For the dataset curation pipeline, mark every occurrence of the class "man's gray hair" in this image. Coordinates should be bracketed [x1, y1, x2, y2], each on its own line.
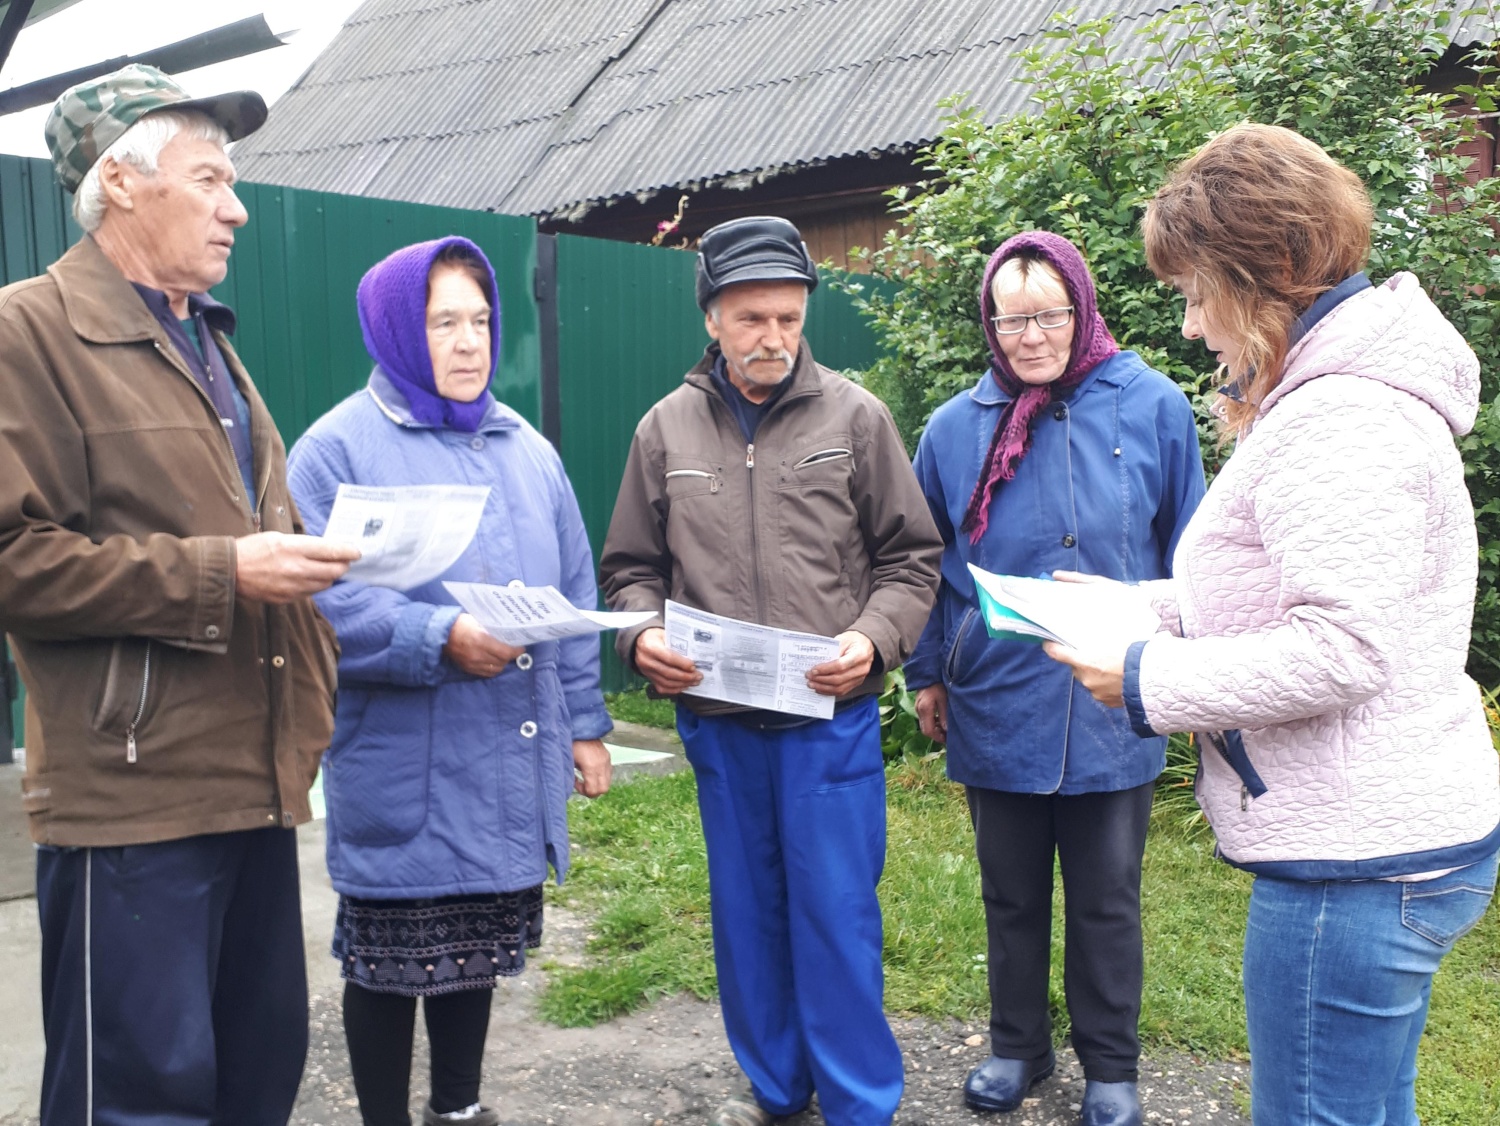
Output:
[72, 110, 229, 232]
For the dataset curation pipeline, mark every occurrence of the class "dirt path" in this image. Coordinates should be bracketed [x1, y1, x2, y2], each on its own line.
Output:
[291, 902, 1250, 1126]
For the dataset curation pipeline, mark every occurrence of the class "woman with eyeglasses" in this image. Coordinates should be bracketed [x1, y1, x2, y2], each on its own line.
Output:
[906, 230, 1205, 1126]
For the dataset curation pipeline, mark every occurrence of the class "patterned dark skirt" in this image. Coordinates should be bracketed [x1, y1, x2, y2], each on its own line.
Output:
[332, 885, 544, 997]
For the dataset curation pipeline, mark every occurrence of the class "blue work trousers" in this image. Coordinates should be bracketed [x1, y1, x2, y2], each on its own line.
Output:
[678, 698, 904, 1126]
[35, 827, 308, 1126]
[1243, 844, 1499, 1125]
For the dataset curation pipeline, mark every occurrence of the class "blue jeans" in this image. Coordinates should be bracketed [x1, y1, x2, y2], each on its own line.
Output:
[1243, 846, 1499, 1125]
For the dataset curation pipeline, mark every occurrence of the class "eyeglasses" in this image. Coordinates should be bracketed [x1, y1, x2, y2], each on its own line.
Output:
[991, 306, 1074, 334]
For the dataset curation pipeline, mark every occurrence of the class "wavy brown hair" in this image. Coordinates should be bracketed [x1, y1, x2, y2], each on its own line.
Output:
[1142, 123, 1374, 435]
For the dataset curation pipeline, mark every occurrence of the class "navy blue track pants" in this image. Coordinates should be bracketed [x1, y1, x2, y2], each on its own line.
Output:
[678, 698, 904, 1126]
[35, 827, 308, 1125]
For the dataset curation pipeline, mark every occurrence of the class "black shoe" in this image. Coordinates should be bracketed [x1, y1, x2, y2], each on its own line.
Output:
[963, 1051, 1056, 1113]
[421, 1103, 500, 1126]
[1079, 1080, 1142, 1126]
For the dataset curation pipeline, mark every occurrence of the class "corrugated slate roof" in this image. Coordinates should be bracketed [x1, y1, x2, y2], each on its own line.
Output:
[231, 0, 1496, 218]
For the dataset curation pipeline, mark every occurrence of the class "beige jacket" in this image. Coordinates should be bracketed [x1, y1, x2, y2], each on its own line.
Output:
[0, 237, 338, 846]
[599, 342, 942, 713]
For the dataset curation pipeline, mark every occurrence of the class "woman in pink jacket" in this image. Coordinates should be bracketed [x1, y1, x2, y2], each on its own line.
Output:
[1049, 123, 1500, 1125]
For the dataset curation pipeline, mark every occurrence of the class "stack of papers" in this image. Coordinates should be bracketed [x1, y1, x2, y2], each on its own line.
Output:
[967, 564, 1162, 652]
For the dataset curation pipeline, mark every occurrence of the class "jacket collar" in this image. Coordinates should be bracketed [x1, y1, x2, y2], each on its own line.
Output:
[968, 350, 1137, 406]
[48, 236, 178, 345]
[131, 282, 238, 335]
[366, 366, 520, 435]
[684, 337, 824, 406]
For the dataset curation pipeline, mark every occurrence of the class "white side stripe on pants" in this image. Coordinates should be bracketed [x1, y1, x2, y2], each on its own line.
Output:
[84, 849, 94, 1124]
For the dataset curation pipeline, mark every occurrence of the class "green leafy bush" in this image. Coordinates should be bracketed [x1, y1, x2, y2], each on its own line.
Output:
[850, 0, 1500, 680]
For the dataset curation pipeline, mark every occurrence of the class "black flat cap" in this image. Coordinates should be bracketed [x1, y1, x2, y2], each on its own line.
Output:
[695, 216, 819, 310]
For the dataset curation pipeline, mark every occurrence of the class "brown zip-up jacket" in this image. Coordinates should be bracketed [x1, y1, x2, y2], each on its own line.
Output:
[0, 237, 339, 846]
[599, 341, 942, 714]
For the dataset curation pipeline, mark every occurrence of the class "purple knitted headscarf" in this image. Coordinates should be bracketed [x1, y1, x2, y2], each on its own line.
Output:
[959, 231, 1119, 543]
[356, 236, 500, 432]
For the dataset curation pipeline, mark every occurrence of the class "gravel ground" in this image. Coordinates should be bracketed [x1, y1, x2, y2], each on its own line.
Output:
[292, 904, 1250, 1126]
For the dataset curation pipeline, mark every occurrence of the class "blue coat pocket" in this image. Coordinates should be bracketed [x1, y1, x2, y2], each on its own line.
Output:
[325, 691, 431, 846]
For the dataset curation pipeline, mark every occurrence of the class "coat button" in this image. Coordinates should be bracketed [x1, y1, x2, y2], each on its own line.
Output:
[520, 720, 538, 738]
[470, 436, 485, 451]
[516, 653, 533, 671]
[205, 624, 220, 640]
[1053, 404, 1068, 420]
[1061, 534, 1076, 548]
[271, 655, 286, 668]
[507, 579, 525, 589]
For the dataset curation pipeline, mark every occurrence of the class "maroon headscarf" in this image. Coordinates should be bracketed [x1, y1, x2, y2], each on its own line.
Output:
[959, 231, 1119, 542]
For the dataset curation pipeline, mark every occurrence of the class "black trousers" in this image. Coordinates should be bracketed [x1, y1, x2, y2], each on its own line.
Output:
[36, 827, 308, 1125]
[967, 782, 1154, 1083]
[343, 982, 494, 1126]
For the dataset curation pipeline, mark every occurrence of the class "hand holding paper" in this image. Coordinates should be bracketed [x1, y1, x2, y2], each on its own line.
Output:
[444, 582, 656, 647]
[663, 601, 840, 719]
[966, 564, 1159, 651]
[966, 563, 1158, 710]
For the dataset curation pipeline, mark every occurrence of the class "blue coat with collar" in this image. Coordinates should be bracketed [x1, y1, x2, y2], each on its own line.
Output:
[906, 351, 1205, 794]
[286, 370, 612, 898]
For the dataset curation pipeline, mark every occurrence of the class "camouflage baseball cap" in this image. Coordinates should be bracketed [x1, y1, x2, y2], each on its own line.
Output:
[45, 63, 267, 193]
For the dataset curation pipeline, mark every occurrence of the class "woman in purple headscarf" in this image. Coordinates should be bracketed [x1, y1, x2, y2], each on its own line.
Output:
[904, 232, 1205, 1126]
[286, 237, 614, 1126]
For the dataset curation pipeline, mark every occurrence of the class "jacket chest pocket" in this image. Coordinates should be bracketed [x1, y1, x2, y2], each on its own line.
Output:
[777, 440, 854, 491]
[664, 458, 723, 499]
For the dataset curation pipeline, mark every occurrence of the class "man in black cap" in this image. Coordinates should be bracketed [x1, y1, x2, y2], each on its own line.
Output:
[601, 216, 942, 1126]
[0, 65, 356, 1123]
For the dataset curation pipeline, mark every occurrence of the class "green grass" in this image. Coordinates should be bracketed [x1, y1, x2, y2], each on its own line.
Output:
[604, 687, 677, 731]
[542, 758, 1500, 1124]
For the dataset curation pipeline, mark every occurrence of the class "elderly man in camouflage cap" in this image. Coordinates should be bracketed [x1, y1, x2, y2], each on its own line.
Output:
[0, 65, 357, 1124]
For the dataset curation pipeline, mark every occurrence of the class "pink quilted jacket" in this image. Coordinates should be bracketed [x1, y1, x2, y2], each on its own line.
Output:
[1136, 274, 1500, 871]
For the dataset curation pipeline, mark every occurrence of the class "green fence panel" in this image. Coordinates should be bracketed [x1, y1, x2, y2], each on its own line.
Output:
[0, 156, 79, 750]
[553, 236, 891, 693]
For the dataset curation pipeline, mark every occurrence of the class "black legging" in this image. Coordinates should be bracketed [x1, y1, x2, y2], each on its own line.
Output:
[343, 981, 494, 1125]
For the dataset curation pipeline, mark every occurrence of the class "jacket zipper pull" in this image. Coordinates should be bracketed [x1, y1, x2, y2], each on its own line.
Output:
[1241, 784, 1249, 811]
[746, 443, 755, 469]
[711, 476, 720, 494]
[126, 641, 152, 765]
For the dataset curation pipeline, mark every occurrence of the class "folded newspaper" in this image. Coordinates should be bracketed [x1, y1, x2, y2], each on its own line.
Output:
[966, 564, 1162, 652]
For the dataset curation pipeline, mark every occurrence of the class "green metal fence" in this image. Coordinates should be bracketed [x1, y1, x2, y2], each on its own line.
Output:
[0, 152, 891, 736]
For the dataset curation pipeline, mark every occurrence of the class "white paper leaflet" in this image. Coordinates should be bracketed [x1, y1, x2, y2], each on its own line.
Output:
[966, 563, 1163, 651]
[663, 600, 840, 719]
[322, 484, 491, 590]
[444, 582, 656, 646]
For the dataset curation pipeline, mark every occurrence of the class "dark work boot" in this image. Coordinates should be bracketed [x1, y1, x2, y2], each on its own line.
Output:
[962, 1051, 1056, 1112]
[1079, 1080, 1142, 1126]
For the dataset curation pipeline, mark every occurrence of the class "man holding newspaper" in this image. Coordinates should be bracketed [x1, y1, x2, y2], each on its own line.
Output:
[599, 216, 943, 1126]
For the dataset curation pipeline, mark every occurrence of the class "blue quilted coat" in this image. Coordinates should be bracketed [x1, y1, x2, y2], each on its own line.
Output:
[287, 369, 611, 898]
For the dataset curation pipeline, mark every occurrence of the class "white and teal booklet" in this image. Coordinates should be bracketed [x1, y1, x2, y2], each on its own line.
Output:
[966, 564, 1162, 651]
